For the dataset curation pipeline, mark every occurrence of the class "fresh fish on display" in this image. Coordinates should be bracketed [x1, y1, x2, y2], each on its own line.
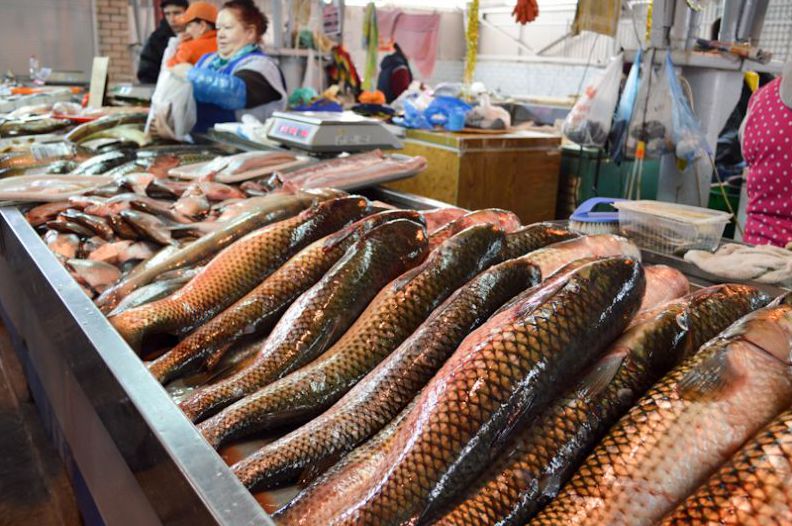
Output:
[171, 151, 302, 183]
[501, 222, 580, 259]
[96, 189, 343, 312]
[520, 234, 641, 278]
[421, 207, 468, 233]
[127, 195, 191, 224]
[108, 275, 196, 316]
[79, 123, 147, 147]
[43, 230, 80, 260]
[58, 209, 115, 240]
[71, 149, 136, 176]
[110, 196, 372, 349]
[119, 210, 174, 246]
[660, 406, 792, 526]
[147, 179, 191, 199]
[428, 209, 522, 249]
[87, 240, 154, 266]
[197, 181, 246, 201]
[0, 175, 114, 202]
[106, 214, 139, 240]
[45, 159, 79, 174]
[197, 224, 508, 448]
[231, 257, 541, 491]
[532, 293, 792, 526]
[240, 174, 282, 196]
[115, 172, 155, 196]
[435, 284, 769, 526]
[276, 257, 645, 526]
[172, 189, 210, 219]
[0, 117, 69, 138]
[45, 220, 95, 238]
[166, 210, 425, 394]
[66, 259, 122, 294]
[25, 201, 72, 226]
[64, 112, 147, 144]
[639, 264, 690, 311]
[178, 212, 429, 420]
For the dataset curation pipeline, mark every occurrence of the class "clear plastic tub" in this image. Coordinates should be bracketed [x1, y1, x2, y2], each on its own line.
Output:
[614, 200, 731, 254]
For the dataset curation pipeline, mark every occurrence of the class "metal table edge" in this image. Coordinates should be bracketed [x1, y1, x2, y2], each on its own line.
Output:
[0, 206, 274, 526]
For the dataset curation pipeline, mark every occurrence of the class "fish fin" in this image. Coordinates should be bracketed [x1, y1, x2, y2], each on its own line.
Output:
[577, 350, 627, 400]
[676, 349, 738, 402]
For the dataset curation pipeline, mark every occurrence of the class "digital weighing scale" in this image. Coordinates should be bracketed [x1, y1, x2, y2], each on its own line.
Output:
[266, 111, 402, 153]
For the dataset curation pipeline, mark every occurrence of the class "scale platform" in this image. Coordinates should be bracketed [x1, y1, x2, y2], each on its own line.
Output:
[267, 111, 402, 153]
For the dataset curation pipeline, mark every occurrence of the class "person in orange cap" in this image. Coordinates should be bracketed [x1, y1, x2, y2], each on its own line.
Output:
[166, 1, 218, 67]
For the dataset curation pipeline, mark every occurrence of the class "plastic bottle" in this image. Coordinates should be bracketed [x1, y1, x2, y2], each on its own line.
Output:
[29, 55, 39, 81]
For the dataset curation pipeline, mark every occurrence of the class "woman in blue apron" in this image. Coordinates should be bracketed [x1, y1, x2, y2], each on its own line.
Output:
[171, 0, 287, 133]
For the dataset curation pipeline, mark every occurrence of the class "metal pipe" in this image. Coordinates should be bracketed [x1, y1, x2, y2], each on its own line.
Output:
[747, 0, 771, 47]
[719, 0, 744, 42]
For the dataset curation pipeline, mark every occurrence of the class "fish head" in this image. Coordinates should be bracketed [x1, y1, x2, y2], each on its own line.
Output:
[361, 218, 429, 265]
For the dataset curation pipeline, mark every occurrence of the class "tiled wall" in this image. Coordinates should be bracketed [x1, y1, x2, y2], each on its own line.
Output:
[96, 0, 134, 82]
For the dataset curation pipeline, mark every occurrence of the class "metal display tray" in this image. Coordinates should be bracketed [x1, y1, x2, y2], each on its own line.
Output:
[0, 186, 449, 526]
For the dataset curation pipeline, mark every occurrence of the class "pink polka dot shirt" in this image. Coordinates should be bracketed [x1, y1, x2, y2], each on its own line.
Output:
[742, 77, 792, 247]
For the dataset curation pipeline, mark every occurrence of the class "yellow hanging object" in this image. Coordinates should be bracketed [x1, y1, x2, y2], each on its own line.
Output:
[745, 71, 760, 92]
[464, 0, 480, 89]
[645, 0, 653, 45]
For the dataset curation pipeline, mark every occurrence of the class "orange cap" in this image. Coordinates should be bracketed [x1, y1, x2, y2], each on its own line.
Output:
[175, 2, 218, 25]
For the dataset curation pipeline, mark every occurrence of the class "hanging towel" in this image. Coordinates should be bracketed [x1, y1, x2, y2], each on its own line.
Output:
[377, 9, 441, 79]
[572, 0, 621, 37]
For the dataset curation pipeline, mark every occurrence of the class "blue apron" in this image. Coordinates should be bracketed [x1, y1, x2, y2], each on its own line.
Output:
[192, 49, 266, 133]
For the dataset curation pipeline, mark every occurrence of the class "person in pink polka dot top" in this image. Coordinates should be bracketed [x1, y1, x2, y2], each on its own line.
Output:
[741, 59, 792, 247]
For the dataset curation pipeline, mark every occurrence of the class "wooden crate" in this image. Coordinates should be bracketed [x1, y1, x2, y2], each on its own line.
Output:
[386, 129, 562, 223]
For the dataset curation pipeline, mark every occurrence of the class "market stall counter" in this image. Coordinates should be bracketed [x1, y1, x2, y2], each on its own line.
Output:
[385, 128, 561, 223]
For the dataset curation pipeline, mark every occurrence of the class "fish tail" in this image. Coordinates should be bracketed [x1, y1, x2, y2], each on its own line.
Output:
[232, 447, 302, 490]
[109, 297, 184, 351]
[109, 310, 148, 351]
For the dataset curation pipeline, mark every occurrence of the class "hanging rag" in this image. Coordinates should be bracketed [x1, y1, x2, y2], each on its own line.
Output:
[572, 0, 621, 37]
[362, 2, 379, 91]
[377, 9, 441, 79]
[684, 243, 792, 286]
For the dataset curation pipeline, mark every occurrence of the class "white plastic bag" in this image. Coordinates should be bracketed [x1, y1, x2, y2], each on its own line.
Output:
[563, 54, 623, 147]
[465, 93, 511, 130]
[145, 70, 196, 142]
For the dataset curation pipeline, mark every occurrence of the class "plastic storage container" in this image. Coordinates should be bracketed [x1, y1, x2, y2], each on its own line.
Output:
[614, 200, 731, 254]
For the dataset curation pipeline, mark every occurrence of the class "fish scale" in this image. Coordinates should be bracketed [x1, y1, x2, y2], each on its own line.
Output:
[110, 196, 371, 350]
[531, 293, 792, 526]
[501, 223, 580, 260]
[198, 224, 508, 448]
[660, 407, 792, 525]
[231, 258, 541, 490]
[276, 257, 645, 526]
[434, 284, 769, 526]
[174, 211, 427, 410]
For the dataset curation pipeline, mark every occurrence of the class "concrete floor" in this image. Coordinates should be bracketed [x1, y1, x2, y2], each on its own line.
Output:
[0, 324, 81, 526]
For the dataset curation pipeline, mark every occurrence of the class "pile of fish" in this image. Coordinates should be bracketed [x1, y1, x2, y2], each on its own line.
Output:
[10, 111, 792, 524]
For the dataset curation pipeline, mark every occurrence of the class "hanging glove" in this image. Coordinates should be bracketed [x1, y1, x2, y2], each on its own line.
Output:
[187, 68, 247, 110]
[512, 0, 539, 24]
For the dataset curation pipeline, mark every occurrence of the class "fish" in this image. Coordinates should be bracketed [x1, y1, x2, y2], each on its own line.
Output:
[43, 231, 80, 260]
[108, 275, 195, 316]
[119, 210, 174, 245]
[115, 172, 155, 195]
[25, 201, 72, 226]
[0, 175, 114, 202]
[45, 220, 95, 238]
[66, 259, 122, 294]
[639, 264, 690, 312]
[65, 112, 148, 144]
[151, 211, 426, 385]
[531, 293, 792, 526]
[275, 257, 645, 526]
[107, 215, 139, 240]
[197, 224, 508, 448]
[429, 209, 521, 249]
[501, 222, 580, 259]
[71, 149, 136, 175]
[231, 257, 542, 491]
[198, 181, 246, 201]
[659, 405, 792, 526]
[128, 195, 191, 223]
[80, 123, 147, 146]
[0, 117, 69, 138]
[45, 159, 79, 174]
[421, 207, 468, 234]
[96, 189, 342, 312]
[58, 210, 115, 240]
[521, 234, 641, 278]
[434, 284, 770, 526]
[110, 196, 371, 350]
[172, 189, 210, 219]
[87, 240, 134, 264]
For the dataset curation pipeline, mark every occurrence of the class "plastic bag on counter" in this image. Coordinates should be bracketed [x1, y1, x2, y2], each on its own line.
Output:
[609, 48, 641, 163]
[665, 52, 712, 166]
[145, 70, 196, 142]
[424, 96, 472, 132]
[465, 93, 511, 130]
[626, 50, 674, 159]
[562, 54, 623, 147]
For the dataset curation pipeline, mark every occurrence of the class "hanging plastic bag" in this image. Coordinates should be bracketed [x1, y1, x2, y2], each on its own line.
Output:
[626, 50, 674, 159]
[562, 54, 623, 147]
[609, 48, 641, 163]
[145, 70, 196, 142]
[665, 52, 711, 166]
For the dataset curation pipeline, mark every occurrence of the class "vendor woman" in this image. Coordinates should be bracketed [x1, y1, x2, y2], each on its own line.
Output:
[171, 0, 287, 133]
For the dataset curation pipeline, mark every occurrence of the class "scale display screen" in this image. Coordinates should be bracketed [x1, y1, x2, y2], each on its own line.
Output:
[269, 119, 316, 144]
